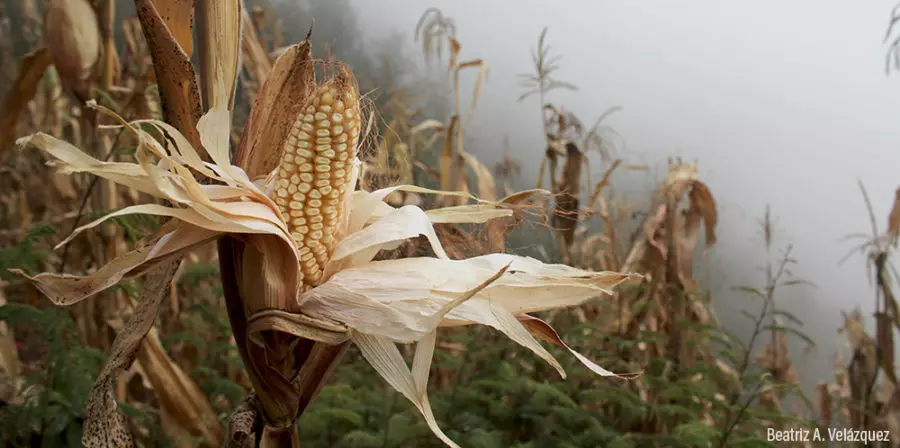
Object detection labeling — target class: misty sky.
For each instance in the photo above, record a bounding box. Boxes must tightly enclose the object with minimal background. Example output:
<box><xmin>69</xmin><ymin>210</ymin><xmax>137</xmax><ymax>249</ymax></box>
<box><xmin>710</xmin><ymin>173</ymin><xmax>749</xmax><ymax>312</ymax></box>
<box><xmin>351</xmin><ymin>0</ymin><xmax>900</xmax><ymax>391</ymax></box>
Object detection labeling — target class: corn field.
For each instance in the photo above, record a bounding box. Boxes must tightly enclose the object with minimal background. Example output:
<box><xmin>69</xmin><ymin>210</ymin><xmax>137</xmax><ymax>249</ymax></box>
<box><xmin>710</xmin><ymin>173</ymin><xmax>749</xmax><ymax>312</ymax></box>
<box><xmin>0</xmin><ymin>1</ymin><xmax>898</xmax><ymax>447</ymax></box>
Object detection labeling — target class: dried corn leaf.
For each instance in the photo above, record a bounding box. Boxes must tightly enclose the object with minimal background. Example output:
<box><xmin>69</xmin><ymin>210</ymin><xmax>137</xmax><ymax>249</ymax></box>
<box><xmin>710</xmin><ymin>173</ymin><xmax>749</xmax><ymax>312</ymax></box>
<box><xmin>81</xmin><ymin>261</ymin><xmax>179</xmax><ymax>448</ymax></box>
<box><xmin>461</xmin><ymin>151</ymin><xmax>497</xmax><ymax>201</ymax></box>
<box><xmin>302</xmin><ymin>254</ymin><xmax>639</xmax><ymax>343</ymax></box>
<box><xmin>356</xmin><ymin>333</ymin><xmax>458</xmax><ymax>447</ymax></box>
<box><xmin>447</xmin><ymin>37</ymin><xmax>461</xmax><ymax>73</ymax></box>
<box><xmin>889</xmin><ymin>187</ymin><xmax>900</xmax><ymax>246</ymax></box>
<box><xmin>136</xmin><ymin>327</ymin><xmax>223</xmax><ymax>446</ymax></box>
<box><xmin>195</xmin><ymin>0</ymin><xmax>241</xmax><ymax>112</ymax></box>
<box><xmin>135</xmin><ymin>0</ymin><xmax>203</xmax><ymax>148</ymax></box>
<box><xmin>426</xmin><ymin>205</ymin><xmax>511</xmax><ymax>224</ymax></box>
<box><xmin>240</xmin><ymin>7</ymin><xmax>272</xmax><ymax>86</ymax></box>
<box><xmin>875</xmin><ymin>311</ymin><xmax>897</xmax><ymax>384</ymax></box>
<box><xmin>454</xmin><ymin>59</ymin><xmax>488</xmax><ymax>122</ymax></box>
<box><xmin>12</xmin><ymin>224</ymin><xmax>217</xmax><ymax>306</ymax></box>
<box><xmin>587</xmin><ymin>159</ymin><xmax>621</xmax><ymax>209</ymax></box>
<box><xmin>151</xmin><ymin>0</ymin><xmax>194</xmax><ymax>56</ymax></box>
<box><xmin>689</xmin><ymin>181</ymin><xmax>717</xmax><ymax>247</ymax></box>
<box><xmin>0</xmin><ymin>48</ymin><xmax>51</xmax><ymax>164</ymax></box>
<box><xmin>439</xmin><ymin>115</ymin><xmax>459</xmax><ymax>193</ymax></box>
<box><xmin>353</xmin><ymin>264</ymin><xmax>509</xmax><ymax>448</ymax></box>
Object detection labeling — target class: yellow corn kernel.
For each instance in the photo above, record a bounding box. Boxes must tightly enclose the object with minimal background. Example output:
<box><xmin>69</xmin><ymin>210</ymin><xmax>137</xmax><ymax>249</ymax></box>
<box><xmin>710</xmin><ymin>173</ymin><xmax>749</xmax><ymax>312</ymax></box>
<box><xmin>272</xmin><ymin>70</ymin><xmax>361</xmax><ymax>287</ymax></box>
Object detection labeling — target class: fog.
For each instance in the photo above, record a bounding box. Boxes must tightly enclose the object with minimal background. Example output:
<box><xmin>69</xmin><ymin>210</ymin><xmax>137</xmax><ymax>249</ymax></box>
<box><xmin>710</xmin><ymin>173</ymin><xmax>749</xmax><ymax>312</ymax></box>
<box><xmin>346</xmin><ymin>0</ymin><xmax>900</xmax><ymax>393</ymax></box>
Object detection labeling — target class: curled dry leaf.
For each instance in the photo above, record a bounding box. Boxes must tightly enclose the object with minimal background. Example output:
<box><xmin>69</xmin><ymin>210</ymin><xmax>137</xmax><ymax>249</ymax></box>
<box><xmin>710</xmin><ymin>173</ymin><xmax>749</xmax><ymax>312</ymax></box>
<box><xmin>81</xmin><ymin>261</ymin><xmax>179</xmax><ymax>448</ymax></box>
<box><xmin>240</xmin><ymin>6</ymin><xmax>273</xmax><ymax>88</ymax></box>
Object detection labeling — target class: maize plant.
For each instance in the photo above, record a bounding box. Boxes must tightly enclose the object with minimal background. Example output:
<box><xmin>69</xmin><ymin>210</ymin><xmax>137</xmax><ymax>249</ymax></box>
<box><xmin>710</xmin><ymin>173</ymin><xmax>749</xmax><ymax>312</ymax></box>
<box><xmin>11</xmin><ymin>8</ymin><xmax>641</xmax><ymax>448</ymax></box>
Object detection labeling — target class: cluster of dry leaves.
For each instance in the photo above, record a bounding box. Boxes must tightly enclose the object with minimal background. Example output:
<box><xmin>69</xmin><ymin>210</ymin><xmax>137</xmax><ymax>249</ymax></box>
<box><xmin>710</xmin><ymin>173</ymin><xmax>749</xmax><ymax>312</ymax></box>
<box><xmin>0</xmin><ymin>1</ymin><xmax>897</xmax><ymax>447</ymax></box>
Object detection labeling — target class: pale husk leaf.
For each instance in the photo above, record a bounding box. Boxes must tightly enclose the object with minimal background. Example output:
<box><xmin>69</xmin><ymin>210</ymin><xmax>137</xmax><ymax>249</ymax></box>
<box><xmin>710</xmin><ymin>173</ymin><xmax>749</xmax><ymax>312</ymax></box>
<box><xmin>348</xmin><ymin>184</ymin><xmax>477</xmax><ymax>235</ymax></box>
<box><xmin>301</xmin><ymin>255</ymin><xmax>639</xmax><ymax>378</ymax></box>
<box><xmin>330</xmin><ymin>205</ymin><xmax>450</xmax><ymax>271</ymax></box>
<box><xmin>424</xmin><ymin>205</ymin><xmax>512</xmax><ymax>224</ymax></box>
<box><xmin>195</xmin><ymin>0</ymin><xmax>241</xmax><ymax>111</ymax></box>
<box><xmin>19</xmin><ymin>133</ymin><xmax>166</xmax><ymax>197</ymax></box>
<box><xmin>353</xmin><ymin>333</ymin><xmax>459</xmax><ymax>448</ymax></box>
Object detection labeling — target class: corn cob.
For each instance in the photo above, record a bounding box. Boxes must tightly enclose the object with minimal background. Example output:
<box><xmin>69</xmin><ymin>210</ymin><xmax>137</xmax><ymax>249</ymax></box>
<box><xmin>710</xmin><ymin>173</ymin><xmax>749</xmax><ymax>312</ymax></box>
<box><xmin>273</xmin><ymin>68</ymin><xmax>360</xmax><ymax>287</ymax></box>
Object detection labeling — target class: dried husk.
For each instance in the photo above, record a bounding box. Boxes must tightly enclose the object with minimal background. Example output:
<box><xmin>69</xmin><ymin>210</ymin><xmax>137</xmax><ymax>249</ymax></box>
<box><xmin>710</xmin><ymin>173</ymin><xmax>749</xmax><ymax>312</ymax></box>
<box><xmin>217</xmin><ymin>38</ymin><xmax>321</xmax><ymax>430</ymax></box>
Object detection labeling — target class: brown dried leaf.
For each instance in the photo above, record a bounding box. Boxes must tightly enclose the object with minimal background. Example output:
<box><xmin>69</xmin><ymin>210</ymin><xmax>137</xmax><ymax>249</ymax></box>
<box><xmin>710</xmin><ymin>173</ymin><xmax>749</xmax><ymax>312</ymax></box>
<box><xmin>218</xmin><ymin>237</ymin><xmax>301</xmax><ymax>429</ymax></box>
<box><xmin>688</xmin><ymin>181</ymin><xmax>717</xmax><ymax>247</ymax></box>
<box><xmin>240</xmin><ymin>7</ymin><xmax>273</xmax><ymax>88</ymax></box>
<box><xmin>889</xmin><ymin>187</ymin><xmax>900</xmax><ymax>246</ymax></box>
<box><xmin>587</xmin><ymin>159</ymin><xmax>621</xmax><ymax>210</ymax></box>
<box><xmin>234</xmin><ymin>41</ymin><xmax>314</xmax><ymax>178</ymax></box>
<box><xmin>447</xmin><ymin>37</ymin><xmax>461</xmax><ymax>72</ymax></box>
<box><xmin>815</xmin><ymin>382</ymin><xmax>831</xmax><ymax>427</ymax></box>
<box><xmin>226</xmin><ymin>394</ymin><xmax>260</xmax><ymax>448</ymax></box>
<box><xmin>81</xmin><ymin>260</ymin><xmax>180</xmax><ymax>448</ymax></box>
<box><xmin>135</xmin><ymin>0</ymin><xmax>203</xmax><ymax>148</ymax></box>
<box><xmin>153</xmin><ymin>333</ymin><xmax>222</xmax><ymax>445</ymax></box>
<box><xmin>439</xmin><ymin>115</ymin><xmax>459</xmax><ymax>190</ymax></box>
<box><xmin>151</xmin><ymin>0</ymin><xmax>194</xmax><ymax>56</ymax></box>
<box><xmin>454</xmin><ymin>59</ymin><xmax>488</xmax><ymax>122</ymax></box>
<box><xmin>0</xmin><ymin>48</ymin><xmax>51</xmax><ymax>164</ymax></box>
<box><xmin>875</xmin><ymin>311</ymin><xmax>897</xmax><ymax>385</ymax></box>
<box><xmin>115</xmin><ymin>319</ymin><xmax>223</xmax><ymax>446</ymax></box>
<box><xmin>553</xmin><ymin>142</ymin><xmax>583</xmax><ymax>257</ymax></box>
